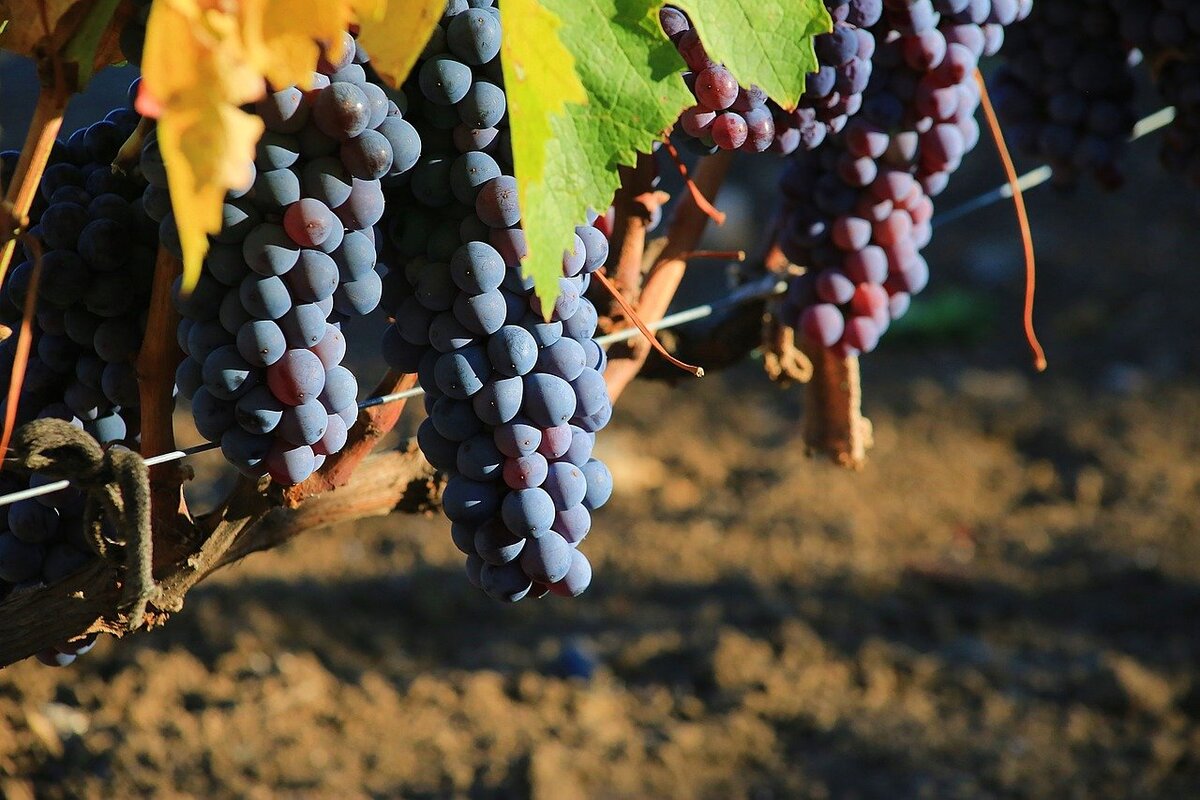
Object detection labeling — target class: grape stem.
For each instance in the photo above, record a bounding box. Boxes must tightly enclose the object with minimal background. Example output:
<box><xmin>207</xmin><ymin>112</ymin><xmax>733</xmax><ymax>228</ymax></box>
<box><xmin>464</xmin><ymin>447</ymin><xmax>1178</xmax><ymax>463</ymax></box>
<box><xmin>282</xmin><ymin>370</ymin><xmax>421</xmax><ymax>507</ymax></box>
<box><xmin>113</xmin><ymin>115</ymin><xmax>155</xmax><ymax>175</ymax></box>
<box><xmin>137</xmin><ymin>247</ymin><xmax>196</xmax><ymax>561</ymax></box>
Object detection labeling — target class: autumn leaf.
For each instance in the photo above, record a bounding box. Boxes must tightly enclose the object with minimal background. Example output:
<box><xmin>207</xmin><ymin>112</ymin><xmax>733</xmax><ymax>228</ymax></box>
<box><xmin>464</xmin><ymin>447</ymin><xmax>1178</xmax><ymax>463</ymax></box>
<box><xmin>356</xmin><ymin>0</ymin><xmax>444</xmax><ymax>88</ymax></box>
<box><xmin>0</xmin><ymin>0</ymin><xmax>84</xmax><ymax>58</ymax></box>
<box><xmin>140</xmin><ymin>0</ymin><xmax>266</xmax><ymax>290</ymax></box>
<box><xmin>139</xmin><ymin>0</ymin><xmax>438</xmax><ymax>290</ymax></box>
<box><xmin>0</xmin><ymin>0</ymin><xmax>129</xmax><ymax>88</ymax></box>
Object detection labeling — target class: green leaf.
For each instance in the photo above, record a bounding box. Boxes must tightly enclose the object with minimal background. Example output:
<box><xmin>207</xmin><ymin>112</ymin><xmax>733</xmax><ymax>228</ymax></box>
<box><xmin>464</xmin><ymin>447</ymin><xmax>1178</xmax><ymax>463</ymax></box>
<box><xmin>61</xmin><ymin>0</ymin><xmax>122</xmax><ymax>86</ymax></box>
<box><xmin>500</xmin><ymin>0</ymin><xmax>586</xmax><ymax>305</ymax></box>
<box><xmin>673</xmin><ymin>0</ymin><xmax>830</xmax><ymax>110</ymax></box>
<box><xmin>506</xmin><ymin>0</ymin><xmax>692</xmax><ymax>305</ymax></box>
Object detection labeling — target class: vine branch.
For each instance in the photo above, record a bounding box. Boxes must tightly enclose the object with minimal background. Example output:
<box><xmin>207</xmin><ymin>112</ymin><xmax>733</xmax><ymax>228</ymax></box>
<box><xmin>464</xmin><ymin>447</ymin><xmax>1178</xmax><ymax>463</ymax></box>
<box><xmin>0</xmin><ymin>448</ymin><xmax>437</xmax><ymax>667</ymax></box>
<box><xmin>0</xmin><ymin>76</ymin><xmax>69</xmax><ymax>286</ymax></box>
<box><xmin>604</xmin><ymin>150</ymin><xmax>734</xmax><ymax>401</ymax></box>
<box><xmin>282</xmin><ymin>370</ymin><xmax>418</xmax><ymax>506</ymax></box>
<box><xmin>137</xmin><ymin>247</ymin><xmax>194</xmax><ymax>565</ymax></box>
<box><xmin>799</xmin><ymin>340</ymin><xmax>872</xmax><ymax>469</ymax></box>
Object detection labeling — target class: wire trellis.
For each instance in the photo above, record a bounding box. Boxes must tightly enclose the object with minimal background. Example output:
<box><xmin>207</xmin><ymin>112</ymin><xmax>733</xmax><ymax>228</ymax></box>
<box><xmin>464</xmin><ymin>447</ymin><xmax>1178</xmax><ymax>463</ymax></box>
<box><xmin>0</xmin><ymin>106</ymin><xmax>1178</xmax><ymax>508</ymax></box>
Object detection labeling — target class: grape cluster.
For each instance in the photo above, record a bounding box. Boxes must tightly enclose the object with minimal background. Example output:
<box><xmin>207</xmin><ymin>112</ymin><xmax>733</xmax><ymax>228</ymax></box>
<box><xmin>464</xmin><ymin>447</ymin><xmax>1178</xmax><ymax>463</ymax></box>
<box><xmin>150</xmin><ymin>34</ymin><xmax>413</xmax><ymax>485</ymax></box>
<box><xmin>379</xmin><ymin>0</ymin><xmax>610</xmax><ymax>601</ymax></box>
<box><xmin>777</xmin><ymin>0</ymin><xmax>1030</xmax><ymax>355</ymax></box>
<box><xmin>662</xmin><ymin>1</ymin><xmax>882</xmax><ymax>155</ymax></box>
<box><xmin>660</xmin><ymin>6</ymin><xmax>777</xmax><ymax>153</ymax></box>
<box><xmin>990</xmin><ymin>0</ymin><xmax>1136</xmax><ymax>188</ymax></box>
<box><xmin>0</xmin><ymin>86</ymin><xmax>154</xmax><ymax>666</ymax></box>
<box><xmin>1105</xmin><ymin>0</ymin><xmax>1200</xmax><ymax>187</ymax></box>
<box><xmin>771</xmin><ymin>0</ymin><xmax>883</xmax><ymax>154</ymax></box>
<box><xmin>1</xmin><ymin>84</ymin><xmax>152</xmax><ymax>445</ymax></box>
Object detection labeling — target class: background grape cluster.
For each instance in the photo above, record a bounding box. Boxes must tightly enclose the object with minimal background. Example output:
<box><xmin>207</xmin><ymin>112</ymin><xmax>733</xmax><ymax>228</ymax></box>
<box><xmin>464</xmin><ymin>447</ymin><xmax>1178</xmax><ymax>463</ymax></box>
<box><xmin>989</xmin><ymin>0</ymin><xmax>1137</xmax><ymax>188</ymax></box>
<box><xmin>769</xmin><ymin>0</ymin><xmax>1029</xmax><ymax>356</ymax></box>
<box><xmin>378</xmin><ymin>0</ymin><xmax>611</xmax><ymax>601</ymax></box>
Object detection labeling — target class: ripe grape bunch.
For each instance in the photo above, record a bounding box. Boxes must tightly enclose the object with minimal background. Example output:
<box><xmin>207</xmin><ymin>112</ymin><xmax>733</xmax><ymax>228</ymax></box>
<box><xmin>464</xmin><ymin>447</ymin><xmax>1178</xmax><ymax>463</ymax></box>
<box><xmin>147</xmin><ymin>33</ymin><xmax>414</xmax><ymax>485</ymax></box>
<box><xmin>777</xmin><ymin>0</ymin><xmax>1030</xmax><ymax>356</ymax></box>
<box><xmin>378</xmin><ymin>0</ymin><xmax>610</xmax><ymax>601</ymax></box>
<box><xmin>662</xmin><ymin>0</ymin><xmax>882</xmax><ymax>155</ymax></box>
<box><xmin>0</xmin><ymin>84</ymin><xmax>154</xmax><ymax>666</ymax></box>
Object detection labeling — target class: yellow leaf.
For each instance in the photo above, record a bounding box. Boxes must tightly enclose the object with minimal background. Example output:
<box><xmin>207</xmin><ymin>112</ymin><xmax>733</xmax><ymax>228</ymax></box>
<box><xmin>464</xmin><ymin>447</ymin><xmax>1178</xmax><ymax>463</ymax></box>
<box><xmin>142</xmin><ymin>0</ymin><xmax>348</xmax><ymax>290</ymax></box>
<box><xmin>141</xmin><ymin>0</ymin><xmax>436</xmax><ymax>290</ymax></box>
<box><xmin>157</xmin><ymin>100</ymin><xmax>263</xmax><ymax>289</ymax></box>
<box><xmin>141</xmin><ymin>0</ymin><xmax>267</xmax><ymax>290</ymax></box>
<box><xmin>501</xmin><ymin>0</ymin><xmax>586</xmax><ymax>298</ymax></box>
<box><xmin>355</xmin><ymin>0</ymin><xmax>443</xmax><ymax>88</ymax></box>
<box><xmin>242</xmin><ymin>0</ymin><xmax>354</xmax><ymax>91</ymax></box>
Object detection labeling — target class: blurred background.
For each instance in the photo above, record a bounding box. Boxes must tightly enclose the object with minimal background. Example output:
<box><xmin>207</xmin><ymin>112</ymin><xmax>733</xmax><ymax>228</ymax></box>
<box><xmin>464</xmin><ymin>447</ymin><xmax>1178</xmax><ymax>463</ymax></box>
<box><xmin>2</xmin><ymin>50</ymin><xmax>1200</xmax><ymax>799</ymax></box>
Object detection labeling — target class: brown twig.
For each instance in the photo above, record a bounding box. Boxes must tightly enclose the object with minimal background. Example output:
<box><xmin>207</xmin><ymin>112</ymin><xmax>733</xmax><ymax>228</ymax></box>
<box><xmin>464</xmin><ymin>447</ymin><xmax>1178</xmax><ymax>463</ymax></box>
<box><xmin>594</xmin><ymin>270</ymin><xmax>703</xmax><ymax>378</ymax></box>
<box><xmin>0</xmin><ymin>448</ymin><xmax>437</xmax><ymax>667</ymax></box>
<box><xmin>604</xmin><ymin>150</ymin><xmax>735</xmax><ymax>400</ymax></box>
<box><xmin>283</xmin><ymin>370</ymin><xmax>419</xmax><ymax>506</ymax></box>
<box><xmin>975</xmin><ymin>70</ymin><xmax>1047</xmax><ymax>372</ymax></box>
<box><xmin>674</xmin><ymin>249</ymin><xmax>746</xmax><ymax>263</ymax></box>
<box><xmin>606</xmin><ymin>153</ymin><xmax>661</xmax><ymax>306</ymax></box>
<box><xmin>136</xmin><ymin>247</ymin><xmax>194</xmax><ymax>564</ymax></box>
<box><xmin>660</xmin><ymin>138</ymin><xmax>726</xmax><ymax>225</ymax></box>
<box><xmin>0</xmin><ymin>84</ymin><xmax>69</xmax><ymax>286</ymax></box>
<box><xmin>799</xmin><ymin>340</ymin><xmax>872</xmax><ymax>469</ymax></box>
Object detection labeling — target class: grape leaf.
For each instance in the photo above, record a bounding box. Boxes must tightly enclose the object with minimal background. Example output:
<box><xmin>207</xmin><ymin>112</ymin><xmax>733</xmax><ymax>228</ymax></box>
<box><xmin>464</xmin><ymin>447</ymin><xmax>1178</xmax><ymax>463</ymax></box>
<box><xmin>672</xmin><ymin>0</ymin><xmax>830</xmax><ymax>110</ymax></box>
<box><xmin>506</xmin><ymin>0</ymin><xmax>690</xmax><ymax>305</ymax></box>
<box><xmin>140</xmin><ymin>0</ymin><xmax>439</xmax><ymax>291</ymax></box>
<box><xmin>140</xmin><ymin>0</ymin><xmax>270</xmax><ymax>289</ymax></box>
<box><xmin>60</xmin><ymin>0</ymin><xmax>124</xmax><ymax>85</ymax></box>
<box><xmin>0</xmin><ymin>0</ymin><xmax>129</xmax><ymax>87</ymax></box>
<box><xmin>0</xmin><ymin>0</ymin><xmax>83</xmax><ymax>57</ymax></box>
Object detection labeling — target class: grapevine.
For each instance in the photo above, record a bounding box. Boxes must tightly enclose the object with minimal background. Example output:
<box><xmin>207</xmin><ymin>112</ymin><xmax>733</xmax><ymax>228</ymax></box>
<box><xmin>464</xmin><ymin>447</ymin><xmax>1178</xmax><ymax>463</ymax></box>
<box><xmin>0</xmin><ymin>0</ymin><xmax>1195</xmax><ymax>682</ymax></box>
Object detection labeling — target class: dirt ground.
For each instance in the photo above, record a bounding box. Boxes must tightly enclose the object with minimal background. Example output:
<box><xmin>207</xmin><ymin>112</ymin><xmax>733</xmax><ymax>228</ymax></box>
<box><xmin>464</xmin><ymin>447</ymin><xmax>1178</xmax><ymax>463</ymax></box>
<box><xmin>3</xmin><ymin>90</ymin><xmax>1200</xmax><ymax>799</ymax></box>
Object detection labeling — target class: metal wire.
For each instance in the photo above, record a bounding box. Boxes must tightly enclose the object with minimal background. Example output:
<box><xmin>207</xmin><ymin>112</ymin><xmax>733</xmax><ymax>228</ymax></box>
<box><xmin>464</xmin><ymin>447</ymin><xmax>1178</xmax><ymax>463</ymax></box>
<box><xmin>934</xmin><ymin>106</ymin><xmax>1176</xmax><ymax>229</ymax></box>
<box><xmin>0</xmin><ymin>107</ymin><xmax>1177</xmax><ymax>508</ymax></box>
<box><xmin>0</xmin><ymin>275</ymin><xmax>789</xmax><ymax>508</ymax></box>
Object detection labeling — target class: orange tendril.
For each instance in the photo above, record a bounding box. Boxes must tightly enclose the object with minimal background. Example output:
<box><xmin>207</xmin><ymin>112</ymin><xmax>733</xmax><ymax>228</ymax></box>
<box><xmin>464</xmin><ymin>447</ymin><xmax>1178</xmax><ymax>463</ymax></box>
<box><xmin>660</xmin><ymin>137</ymin><xmax>726</xmax><ymax>225</ymax></box>
<box><xmin>595</xmin><ymin>270</ymin><xmax>704</xmax><ymax>377</ymax></box>
<box><xmin>976</xmin><ymin>69</ymin><xmax>1047</xmax><ymax>372</ymax></box>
